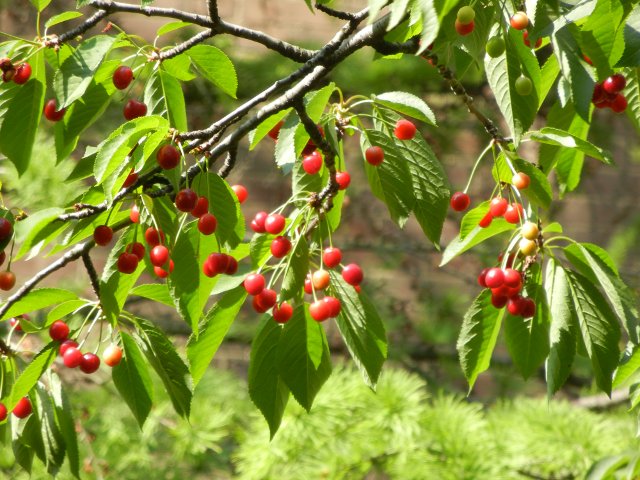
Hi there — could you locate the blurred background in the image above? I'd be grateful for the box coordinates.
[1,0,640,478]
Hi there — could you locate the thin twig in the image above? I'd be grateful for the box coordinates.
[81,252,101,299]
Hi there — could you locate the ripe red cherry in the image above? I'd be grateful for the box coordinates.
[323,247,342,268]
[130,204,140,223]
[603,74,626,94]
[520,298,536,318]
[144,227,165,246]
[150,245,170,267]
[203,253,231,277]
[175,188,198,212]
[122,170,138,188]
[112,65,134,90]
[156,144,180,169]
[123,99,147,120]
[268,120,284,140]
[342,263,363,286]
[59,339,78,357]
[127,242,145,261]
[455,19,475,35]
[450,192,470,212]
[503,268,522,288]
[270,236,292,258]
[309,300,331,322]
[244,273,266,295]
[272,302,293,323]
[12,63,31,84]
[93,225,113,246]
[43,99,66,122]
[304,275,313,294]
[0,251,5,267]
[477,268,490,287]
[0,217,13,240]
[154,259,174,278]
[63,347,83,368]
[252,296,269,313]
[478,212,493,228]
[12,397,32,419]
[191,196,209,217]
[80,353,100,374]
[491,294,509,308]
[504,203,524,224]
[489,197,508,217]
[255,288,277,310]
[507,296,523,316]
[512,172,530,189]
[265,214,286,235]
[250,211,268,233]
[49,320,70,341]
[198,213,217,235]
[0,271,16,290]
[303,151,323,175]
[117,252,139,274]
[231,184,248,204]
[365,146,384,166]
[9,317,22,332]
[523,31,542,48]
[323,296,341,318]
[225,256,238,275]
[103,345,123,367]
[484,268,505,288]
[611,94,628,113]
[336,171,351,190]
[510,11,529,30]
[394,119,417,140]
[0,403,7,422]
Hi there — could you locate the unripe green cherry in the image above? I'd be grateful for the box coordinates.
[521,222,539,240]
[486,36,506,58]
[519,238,537,256]
[515,75,533,96]
[456,6,475,24]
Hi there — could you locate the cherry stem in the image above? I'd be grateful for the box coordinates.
[464,141,493,193]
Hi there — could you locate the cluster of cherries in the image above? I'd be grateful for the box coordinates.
[591,73,628,113]
[0,217,15,291]
[0,57,31,84]
[478,263,536,317]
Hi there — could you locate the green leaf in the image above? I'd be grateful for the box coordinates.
[545,258,577,396]
[156,21,192,37]
[414,0,440,52]
[617,5,640,67]
[134,318,192,418]
[373,91,436,125]
[440,220,516,266]
[0,50,45,175]
[35,384,66,475]
[276,305,332,411]
[528,127,612,164]
[7,344,57,411]
[493,155,553,209]
[459,201,490,239]
[565,269,621,395]
[53,35,116,109]
[45,11,83,29]
[580,0,624,74]
[49,374,79,478]
[187,286,247,386]
[187,45,238,98]
[130,284,174,308]
[0,288,78,321]
[280,236,309,301]
[112,332,154,428]
[144,69,188,131]
[456,289,504,391]
[330,272,387,387]
[539,54,560,108]
[248,109,291,150]
[161,53,196,81]
[30,0,52,11]
[46,299,90,325]
[248,317,290,438]
[614,344,640,388]
[13,207,65,260]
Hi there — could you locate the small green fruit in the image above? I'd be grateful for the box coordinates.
[515,75,533,95]
[457,6,475,24]
[486,36,506,58]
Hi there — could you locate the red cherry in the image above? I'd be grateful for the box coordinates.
[123,99,147,120]
[225,256,238,275]
[503,268,522,288]
[103,345,123,367]
[0,251,5,267]
[250,211,268,233]
[150,245,170,267]
[365,146,384,166]
[0,271,16,290]
[394,119,417,140]
[478,212,493,228]
[512,172,530,190]
[80,353,100,374]
[156,144,180,169]
[455,19,475,35]
[130,204,140,223]
[231,184,248,204]
[9,317,22,332]
[93,225,113,246]
[323,296,341,318]
[309,300,331,322]
[312,270,330,290]
[0,217,13,240]
[175,188,198,212]
[112,65,134,90]
[323,247,342,268]
[0,403,7,422]
[611,94,628,113]
[520,298,536,318]
[484,268,505,288]
[244,273,266,295]
[523,31,542,48]
[507,296,523,316]
[510,11,529,30]
[252,296,269,313]
[504,203,524,224]
[336,171,351,190]
[198,213,217,235]
[267,120,284,140]
[489,197,508,217]
[43,99,66,122]
[191,196,209,218]
[265,214,286,235]
[59,339,78,357]
[477,268,490,287]
[144,227,165,247]
[122,170,138,188]
[117,253,139,274]
[603,74,626,94]
[450,192,470,212]
[12,397,32,419]
[63,347,83,368]
[304,275,313,294]
[272,302,293,323]
[592,83,606,104]
[302,151,323,175]
[12,63,31,84]
[270,236,292,258]
[342,263,363,286]
[203,253,230,277]
[153,259,174,278]
[126,242,145,261]
[491,294,508,308]
[255,289,277,310]
[583,54,593,65]
[49,320,70,342]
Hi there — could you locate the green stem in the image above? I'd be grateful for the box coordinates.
[464,141,493,193]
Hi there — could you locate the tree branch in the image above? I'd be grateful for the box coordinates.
[155,29,215,60]
[48,9,108,44]
[81,252,101,299]
[207,0,220,24]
